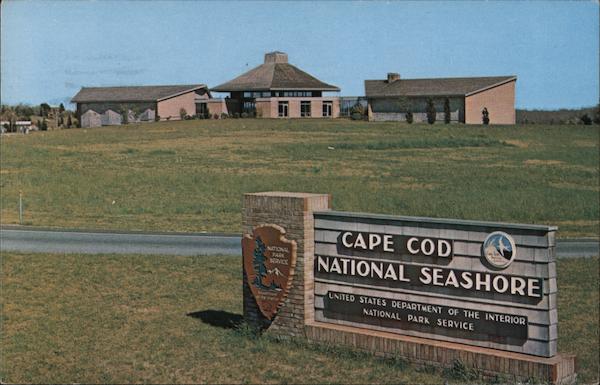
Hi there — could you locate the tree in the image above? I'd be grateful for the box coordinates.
[594,104,600,124]
[482,107,490,125]
[443,98,451,124]
[1,108,17,132]
[15,104,34,117]
[426,98,436,124]
[40,103,51,117]
[59,103,65,113]
[120,106,129,124]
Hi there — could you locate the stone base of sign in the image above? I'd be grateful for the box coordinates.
[305,321,576,385]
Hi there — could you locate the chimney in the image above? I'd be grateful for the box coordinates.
[264,51,288,64]
[387,73,400,83]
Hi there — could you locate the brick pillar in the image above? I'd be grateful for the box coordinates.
[242,191,331,337]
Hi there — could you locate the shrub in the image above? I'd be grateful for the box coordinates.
[482,107,490,125]
[580,113,592,125]
[204,109,210,119]
[220,112,229,119]
[241,112,249,119]
[40,118,48,131]
[155,114,160,122]
[351,112,363,120]
[350,103,365,116]
[405,111,413,124]
[233,112,240,119]
[213,113,219,120]
[179,108,187,120]
[67,114,72,128]
[426,98,436,124]
[444,98,451,124]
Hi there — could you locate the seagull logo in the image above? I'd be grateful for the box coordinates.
[483,232,516,269]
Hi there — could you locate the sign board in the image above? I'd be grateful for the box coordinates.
[313,211,557,357]
[243,224,297,320]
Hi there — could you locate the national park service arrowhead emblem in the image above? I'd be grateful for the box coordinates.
[242,224,297,320]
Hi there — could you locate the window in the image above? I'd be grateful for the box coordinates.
[322,101,333,117]
[243,91,271,98]
[282,91,313,97]
[300,101,311,117]
[278,101,289,117]
[243,101,256,113]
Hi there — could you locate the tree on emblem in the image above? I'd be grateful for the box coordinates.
[252,236,281,290]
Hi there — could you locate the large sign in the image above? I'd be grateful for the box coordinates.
[313,212,557,357]
[242,224,297,320]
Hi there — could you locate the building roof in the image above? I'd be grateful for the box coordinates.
[71,84,208,103]
[364,75,516,98]
[211,52,340,92]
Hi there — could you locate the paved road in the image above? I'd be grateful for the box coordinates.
[1,227,598,257]
[0,228,241,256]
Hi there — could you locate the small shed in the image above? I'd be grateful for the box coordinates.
[139,108,156,121]
[101,109,123,126]
[81,110,102,128]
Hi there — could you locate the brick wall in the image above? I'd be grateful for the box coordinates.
[465,80,516,125]
[157,91,197,120]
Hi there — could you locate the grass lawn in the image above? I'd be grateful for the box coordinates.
[1,119,598,237]
[1,253,598,384]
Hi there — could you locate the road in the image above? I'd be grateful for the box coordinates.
[0,227,598,257]
[0,227,241,256]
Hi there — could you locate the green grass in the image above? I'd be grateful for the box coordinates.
[1,253,597,383]
[1,119,598,237]
[0,253,441,383]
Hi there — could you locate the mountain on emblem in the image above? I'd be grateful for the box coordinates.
[242,224,297,320]
[268,267,284,277]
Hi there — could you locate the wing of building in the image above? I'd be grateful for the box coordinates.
[71,84,210,127]
[365,73,517,124]
[208,51,341,118]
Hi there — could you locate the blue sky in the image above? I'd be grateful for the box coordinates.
[1,1,598,109]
